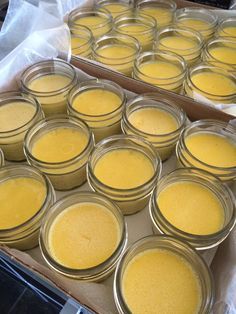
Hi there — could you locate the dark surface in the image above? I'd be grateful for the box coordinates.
[187,0,232,8]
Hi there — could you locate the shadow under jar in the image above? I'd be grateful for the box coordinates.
[122,93,186,161]
[133,50,186,93]
[114,235,214,314]
[0,165,55,250]
[24,115,94,191]
[70,25,93,58]
[40,191,127,282]
[176,119,236,183]
[68,79,126,142]
[0,91,43,161]
[87,134,162,215]
[96,0,131,18]
[92,33,140,76]
[21,59,77,117]
[150,168,236,252]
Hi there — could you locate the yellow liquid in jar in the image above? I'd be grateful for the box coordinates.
[0,177,46,229]
[179,18,210,31]
[219,26,236,38]
[102,3,129,18]
[71,36,91,57]
[140,7,173,26]
[49,202,120,269]
[208,46,236,65]
[75,16,110,38]
[157,181,224,235]
[94,148,154,189]
[122,248,201,314]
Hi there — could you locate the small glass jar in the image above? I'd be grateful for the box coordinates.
[122,93,186,160]
[21,59,77,117]
[92,33,140,76]
[68,79,126,142]
[70,25,93,58]
[114,235,214,314]
[136,0,177,27]
[185,63,236,105]
[0,148,4,167]
[68,7,113,39]
[203,38,236,74]
[133,50,186,93]
[97,0,131,18]
[174,7,218,41]
[216,17,236,40]
[176,120,236,182]
[87,135,162,215]
[150,168,236,250]
[113,12,157,51]
[0,165,55,250]
[0,91,43,161]
[156,26,203,65]
[40,191,127,282]
[24,115,94,191]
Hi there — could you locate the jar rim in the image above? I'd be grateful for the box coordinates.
[217,18,236,37]
[70,25,93,47]
[136,0,177,11]
[0,148,4,166]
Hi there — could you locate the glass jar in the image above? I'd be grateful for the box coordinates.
[114,235,214,314]
[156,26,203,65]
[150,168,236,250]
[136,0,177,27]
[216,17,236,40]
[21,59,77,117]
[68,79,126,142]
[87,135,162,215]
[122,93,186,160]
[185,63,236,105]
[68,7,113,39]
[24,115,94,191]
[0,91,43,161]
[97,0,131,18]
[174,7,218,41]
[133,50,186,93]
[92,33,140,76]
[113,12,157,51]
[0,164,55,250]
[40,191,127,282]
[203,38,236,74]
[0,148,4,167]
[176,120,236,182]
[70,25,93,58]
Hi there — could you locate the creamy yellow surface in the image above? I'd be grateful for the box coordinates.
[96,44,136,59]
[128,107,178,135]
[94,148,154,189]
[0,177,46,229]
[179,18,210,31]
[122,248,201,314]
[117,24,153,49]
[49,202,120,269]
[28,74,71,93]
[0,102,36,132]
[71,36,91,57]
[139,61,182,79]
[157,181,224,235]
[160,35,198,51]
[140,7,173,26]
[72,89,121,115]
[209,46,236,65]
[191,72,236,96]
[32,127,88,163]
[103,3,129,18]
[220,26,236,37]
[75,16,110,37]
[185,132,236,168]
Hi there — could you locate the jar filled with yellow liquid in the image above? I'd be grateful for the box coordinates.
[68,7,113,39]
[203,38,236,74]
[176,120,236,182]
[174,7,218,41]
[87,135,162,215]
[122,94,186,160]
[136,0,177,27]
[68,79,126,142]
[0,91,43,161]
[156,26,203,65]
[114,235,214,314]
[40,192,127,281]
[133,50,186,93]
[92,33,140,76]
[21,59,77,116]
[113,12,157,51]
[150,168,236,250]
[70,25,93,58]
[185,63,236,105]
[97,0,131,18]
[216,17,236,41]
[24,115,94,191]
[0,165,55,250]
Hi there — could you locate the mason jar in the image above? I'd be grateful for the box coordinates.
[0,91,43,161]
[0,164,55,250]
[21,59,77,116]
[70,25,93,58]
[96,0,131,18]
[216,17,236,40]
[24,115,94,190]
[0,148,4,167]
[40,191,127,282]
